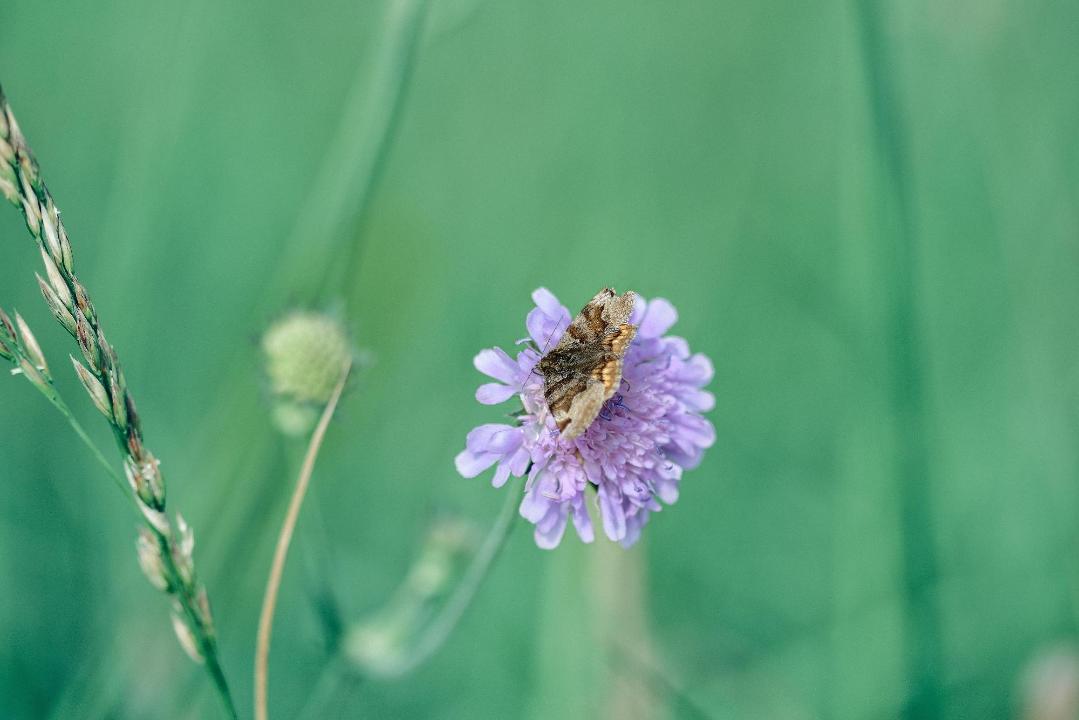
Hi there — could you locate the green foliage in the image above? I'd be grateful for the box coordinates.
[1,0,1078,718]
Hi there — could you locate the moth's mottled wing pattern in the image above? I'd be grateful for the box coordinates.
[537,288,638,440]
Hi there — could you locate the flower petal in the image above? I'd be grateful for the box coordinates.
[597,483,626,542]
[620,515,647,548]
[663,336,691,360]
[672,413,716,449]
[571,497,594,543]
[680,388,715,413]
[492,460,512,488]
[466,423,523,456]
[639,298,678,339]
[454,448,499,478]
[520,485,552,523]
[474,347,521,384]
[507,445,532,476]
[531,287,565,317]
[534,506,569,549]
[655,477,680,504]
[664,444,704,471]
[475,382,517,405]
[527,307,569,350]
[527,288,571,348]
[672,352,713,387]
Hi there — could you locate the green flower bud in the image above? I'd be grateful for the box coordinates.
[261,311,352,436]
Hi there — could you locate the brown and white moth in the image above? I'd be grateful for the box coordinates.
[537,288,638,440]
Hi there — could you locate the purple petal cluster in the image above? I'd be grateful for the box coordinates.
[455,288,715,548]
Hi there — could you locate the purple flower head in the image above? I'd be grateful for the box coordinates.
[455,288,715,548]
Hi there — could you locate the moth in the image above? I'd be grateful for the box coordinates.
[537,288,638,440]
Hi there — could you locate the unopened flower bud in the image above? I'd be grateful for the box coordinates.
[261,311,352,436]
[406,517,477,598]
[1022,645,1079,720]
[345,623,407,677]
[344,516,479,678]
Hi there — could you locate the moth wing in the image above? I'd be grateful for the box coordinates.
[540,289,639,439]
[597,323,637,398]
[556,380,607,441]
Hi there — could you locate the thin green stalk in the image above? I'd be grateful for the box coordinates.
[853,3,942,718]
[298,476,521,719]
[267,0,431,307]
[37,387,125,491]
[1,314,123,491]
[294,656,350,720]
[384,474,520,676]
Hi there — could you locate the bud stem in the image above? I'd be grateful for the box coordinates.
[255,358,352,720]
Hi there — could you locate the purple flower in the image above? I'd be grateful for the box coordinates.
[455,288,715,548]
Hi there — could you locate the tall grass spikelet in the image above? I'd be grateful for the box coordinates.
[0,85,238,719]
[0,305,125,489]
[0,306,51,391]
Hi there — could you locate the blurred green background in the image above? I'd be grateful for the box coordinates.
[2,0,1079,718]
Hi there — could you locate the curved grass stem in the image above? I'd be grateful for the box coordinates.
[255,358,352,720]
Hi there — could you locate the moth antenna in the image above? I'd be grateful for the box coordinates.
[538,312,565,356]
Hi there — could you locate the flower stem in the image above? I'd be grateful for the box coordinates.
[297,475,521,719]
[255,358,352,720]
[376,473,520,676]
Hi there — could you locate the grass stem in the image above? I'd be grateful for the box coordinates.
[255,358,352,720]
